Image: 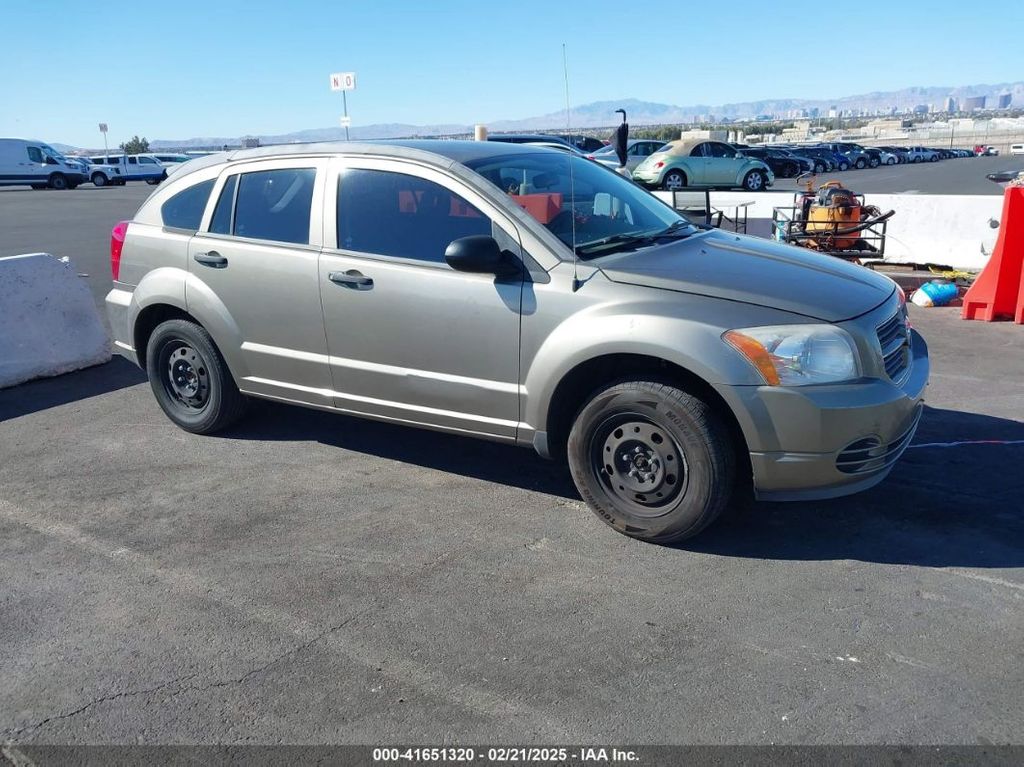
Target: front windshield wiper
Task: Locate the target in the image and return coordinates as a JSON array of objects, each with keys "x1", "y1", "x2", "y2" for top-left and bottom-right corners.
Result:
[{"x1": 574, "y1": 221, "x2": 695, "y2": 256}]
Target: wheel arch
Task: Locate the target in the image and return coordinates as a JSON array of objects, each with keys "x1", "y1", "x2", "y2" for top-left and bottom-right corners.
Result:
[{"x1": 538, "y1": 352, "x2": 751, "y2": 481}]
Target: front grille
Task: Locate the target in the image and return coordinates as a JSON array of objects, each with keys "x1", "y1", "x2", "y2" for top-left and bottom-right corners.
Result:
[
  {"x1": 876, "y1": 311, "x2": 910, "y2": 382},
  {"x1": 835, "y1": 406, "x2": 923, "y2": 475}
]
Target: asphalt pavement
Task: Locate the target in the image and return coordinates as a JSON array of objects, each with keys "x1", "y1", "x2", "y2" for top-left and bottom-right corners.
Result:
[{"x1": 1, "y1": 178, "x2": 1023, "y2": 747}]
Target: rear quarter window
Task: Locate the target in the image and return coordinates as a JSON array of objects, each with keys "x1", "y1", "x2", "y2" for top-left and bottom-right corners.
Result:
[{"x1": 161, "y1": 179, "x2": 215, "y2": 230}]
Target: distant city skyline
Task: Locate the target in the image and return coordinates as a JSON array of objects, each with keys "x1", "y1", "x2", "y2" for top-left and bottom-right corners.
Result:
[{"x1": 2, "y1": 0, "x2": 1021, "y2": 147}]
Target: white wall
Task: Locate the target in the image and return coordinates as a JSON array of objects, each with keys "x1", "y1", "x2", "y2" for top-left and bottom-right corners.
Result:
[{"x1": 653, "y1": 190, "x2": 1004, "y2": 271}]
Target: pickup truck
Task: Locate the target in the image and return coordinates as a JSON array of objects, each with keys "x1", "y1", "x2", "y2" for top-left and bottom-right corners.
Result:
[{"x1": 89, "y1": 153, "x2": 167, "y2": 184}]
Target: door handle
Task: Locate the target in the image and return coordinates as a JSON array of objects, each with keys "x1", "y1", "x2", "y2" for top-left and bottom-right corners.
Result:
[
  {"x1": 194, "y1": 251, "x2": 228, "y2": 268},
  {"x1": 329, "y1": 270, "x2": 373, "y2": 289}
]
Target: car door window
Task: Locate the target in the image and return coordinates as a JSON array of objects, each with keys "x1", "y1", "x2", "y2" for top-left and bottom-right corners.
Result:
[
  {"x1": 128, "y1": 156, "x2": 138, "y2": 165},
  {"x1": 337, "y1": 169, "x2": 491, "y2": 264},
  {"x1": 209, "y1": 174, "x2": 238, "y2": 235},
  {"x1": 689, "y1": 143, "x2": 707, "y2": 158},
  {"x1": 139, "y1": 156, "x2": 156, "y2": 165},
  {"x1": 26, "y1": 147, "x2": 43, "y2": 163},
  {"x1": 233, "y1": 168, "x2": 316, "y2": 244},
  {"x1": 706, "y1": 142, "x2": 736, "y2": 158}
]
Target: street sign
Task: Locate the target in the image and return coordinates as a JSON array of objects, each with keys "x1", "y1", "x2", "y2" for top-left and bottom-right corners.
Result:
[
  {"x1": 339, "y1": 116, "x2": 352, "y2": 127},
  {"x1": 329, "y1": 72, "x2": 356, "y2": 92},
  {"x1": 98, "y1": 123, "x2": 108, "y2": 133}
]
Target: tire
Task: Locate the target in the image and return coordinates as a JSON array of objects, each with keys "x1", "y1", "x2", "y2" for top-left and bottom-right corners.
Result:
[
  {"x1": 838, "y1": 162, "x2": 850, "y2": 171},
  {"x1": 567, "y1": 380, "x2": 735, "y2": 543},
  {"x1": 742, "y1": 170, "x2": 766, "y2": 191},
  {"x1": 92, "y1": 173, "x2": 107, "y2": 187},
  {"x1": 869, "y1": 158, "x2": 880, "y2": 168},
  {"x1": 145, "y1": 319, "x2": 247, "y2": 434},
  {"x1": 146, "y1": 177, "x2": 160, "y2": 185},
  {"x1": 886, "y1": 158, "x2": 895, "y2": 165},
  {"x1": 855, "y1": 158, "x2": 867, "y2": 170},
  {"x1": 930, "y1": 155, "x2": 939, "y2": 162},
  {"x1": 814, "y1": 162, "x2": 826, "y2": 174},
  {"x1": 48, "y1": 173, "x2": 68, "y2": 190},
  {"x1": 661, "y1": 170, "x2": 687, "y2": 191}
]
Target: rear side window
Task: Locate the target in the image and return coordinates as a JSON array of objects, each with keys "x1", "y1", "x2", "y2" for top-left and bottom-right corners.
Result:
[
  {"x1": 209, "y1": 175, "x2": 238, "y2": 235},
  {"x1": 232, "y1": 168, "x2": 315, "y2": 244},
  {"x1": 161, "y1": 179, "x2": 215, "y2": 230},
  {"x1": 337, "y1": 169, "x2": 491, "y2": 264}
]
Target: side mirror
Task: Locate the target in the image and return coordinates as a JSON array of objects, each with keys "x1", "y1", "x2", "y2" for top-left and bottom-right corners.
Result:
[{"x1": 445, "y1": 235, "x2": 520, "y2": 278}]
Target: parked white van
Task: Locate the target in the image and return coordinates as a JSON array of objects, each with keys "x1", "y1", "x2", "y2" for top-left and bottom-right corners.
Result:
[
  {"x1": 0, "y1": 138, "x2": 88, "y2": 189},
  {"x1": 1011, "y1": 144, "x2": 1024, "y2": 156}
]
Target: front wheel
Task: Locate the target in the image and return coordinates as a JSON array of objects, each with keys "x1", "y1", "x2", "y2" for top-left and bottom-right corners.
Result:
[
  {"x1": 838, "y1": 162, "x2": 850, "y2": 171},
  {"x1": 886, "y1": 158, "x2": 896, "y2": 165},
  {"x1": 814, "y1": 162, "x2": 826, "y2": 174},
  {"x1": 661, "y1": 170, "x2": 687, "y2": 191},
  {"x1": 146, "y1": 319, "x2": 247, "y2": 434},
  {"x1": 92, "y1": 173, "x2": 107, "y2": 187},
  {"x1": 742, "y1": 170, "x2": 766, "y2": 191},
  {"x1": 48, "y1": 173, "x2": 68, "y2": 190},
  {"x1": 567, "y1": 381, "x2": 736, "y2": 543},
  {"x1": 869, "y1": 158, "x2": 880, "y2": 168},
  {"x1": 930, "y1": 155, "x2": 939, "y2": 162},
  {"x1": 855, "y1": 158, "x2": 867, "y2": 169}
]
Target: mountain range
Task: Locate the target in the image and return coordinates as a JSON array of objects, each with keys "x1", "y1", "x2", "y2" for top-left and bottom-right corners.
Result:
[{"x1": 125, "y1": 81, "x2": 1020, "y2": 149}]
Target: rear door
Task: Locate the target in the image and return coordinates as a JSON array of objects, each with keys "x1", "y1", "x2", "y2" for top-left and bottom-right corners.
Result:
[
  {"x1": 187, "y1": 157, "x2": 333, "y2": 406},
  {"x1": 318, "y1": 157, "x2": 525, "y2": 439}
]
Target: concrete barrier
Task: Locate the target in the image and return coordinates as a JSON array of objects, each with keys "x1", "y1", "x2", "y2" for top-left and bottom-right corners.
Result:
[
  {"x1": 0, "y1": 253, "x2": 111, "y2": 389},
  {"x1": 654, "y1": 190, "x2": 1002, "y2": 271}
]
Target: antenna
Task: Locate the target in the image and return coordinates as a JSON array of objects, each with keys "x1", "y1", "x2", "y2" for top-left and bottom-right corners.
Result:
[{"x1": 562, "y1": 43, "x2": 581, "y2": 292}]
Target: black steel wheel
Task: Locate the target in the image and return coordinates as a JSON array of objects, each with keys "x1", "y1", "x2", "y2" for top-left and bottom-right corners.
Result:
[
  {"x1": 146, "y1": 319, "x2": 247, "y2": 434},
  {"x1": 568, "y1": 381, "x2": 735, "y2": 543},
  {"x1": 48, "y1": 173, "x2": 68, "y2": 190}
]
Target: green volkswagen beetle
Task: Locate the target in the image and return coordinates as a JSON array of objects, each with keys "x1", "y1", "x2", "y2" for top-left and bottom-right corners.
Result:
[{"x1": 633, "y1": 139, "x2": 774, "y2": 191}]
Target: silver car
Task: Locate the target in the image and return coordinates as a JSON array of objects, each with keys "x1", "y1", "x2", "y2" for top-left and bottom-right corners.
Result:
[
  {"x1": 106, "y1": 141, "x2": 928, "y2": 543},
  {"x1": 590, "y1": 139, "x2": 666, "y2": 172}
]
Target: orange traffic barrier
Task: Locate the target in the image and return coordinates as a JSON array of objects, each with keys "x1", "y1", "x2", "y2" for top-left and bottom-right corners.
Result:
[{"x1": 962, "y1": 187, "x2": 1024, "y2": 323}]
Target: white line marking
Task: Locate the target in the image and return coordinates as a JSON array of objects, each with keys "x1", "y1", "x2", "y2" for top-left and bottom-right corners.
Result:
[
  {"x1": 941, "y1": 568, "x2": 1024, "y2": 594},
  {"x1": 908, "y1": 439, "x2": 1024, "y2": 449}
]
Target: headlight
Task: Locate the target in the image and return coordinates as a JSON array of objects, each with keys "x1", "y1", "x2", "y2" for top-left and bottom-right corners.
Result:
[{"x1": 723, "y1": 325, "x2": 860, "y2": 386}]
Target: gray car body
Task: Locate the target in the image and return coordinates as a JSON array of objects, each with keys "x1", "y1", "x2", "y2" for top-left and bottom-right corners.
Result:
[{"x1": 106, "y1": 140, "x2": 928, "y2": 501}]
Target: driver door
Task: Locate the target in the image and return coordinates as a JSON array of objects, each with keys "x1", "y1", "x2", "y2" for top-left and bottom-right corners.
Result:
[{"x1": 318, "y1": 158, "x2": 525, "y2": 439}]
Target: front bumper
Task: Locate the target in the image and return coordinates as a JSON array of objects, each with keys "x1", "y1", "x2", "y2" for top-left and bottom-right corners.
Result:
[{"x1": 731, "y1": 328, "x2": 929, "y2": 501}]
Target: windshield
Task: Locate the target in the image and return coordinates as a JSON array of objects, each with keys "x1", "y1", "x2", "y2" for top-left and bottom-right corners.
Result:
[
  {"x1": 40, "y1": 144, "x2": 65, "y2": 161},
  {"x1": 465, "y1": 152, "x2": 695, "y2": 258}
]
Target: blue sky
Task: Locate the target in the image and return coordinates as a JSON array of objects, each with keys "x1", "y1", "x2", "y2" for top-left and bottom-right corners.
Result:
[{"x1": 3, "y1": 0, "x2": 1020, "y2": 147}]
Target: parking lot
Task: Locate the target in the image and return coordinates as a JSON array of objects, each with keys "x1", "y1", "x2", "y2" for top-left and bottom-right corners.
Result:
[{"x1": 2, "y1": 170, "x2": 1023, "y2": 746}]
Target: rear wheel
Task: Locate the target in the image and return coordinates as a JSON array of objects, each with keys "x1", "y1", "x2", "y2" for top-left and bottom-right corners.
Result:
[
  {"x1": 814, "y1": 161, "x2": 826, "y2": 174},
  {"x1": 567, "y1": 381, "x2": 735, "y2": 543},
  {"x1": 48, "y1": 173, "x2": 68, "y2": 190},
  {"x1": 146, "y1": 319, "x2": 247, "y2": 434},
  {"x1": 855, "y1": 158, "x2": 867, "y2": 169},
  {"x1": 930, "y1": 155, "x2": 939, "y2": 162},
  {"x1": 742, "y1": 170, "x2": 766, "y2": 191},
  {"x1": 661, "y1": 170, "x2": 687, "y2": 191}
]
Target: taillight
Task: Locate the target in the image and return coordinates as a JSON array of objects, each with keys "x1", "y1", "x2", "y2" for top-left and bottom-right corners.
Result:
[
  {"x1": 654, "y1": 161, "x2": 665, "y2": 169},
  {"x1": 110, "y1": 220, "x2": 128, "y2": 281}
]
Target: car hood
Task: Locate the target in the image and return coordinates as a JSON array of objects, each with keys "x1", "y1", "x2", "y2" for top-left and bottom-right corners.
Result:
[{"x1": 597, "y1": 229, "x2": 895, "y2": 322}]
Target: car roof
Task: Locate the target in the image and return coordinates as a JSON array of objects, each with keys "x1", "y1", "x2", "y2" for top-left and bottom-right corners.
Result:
[{"x1": 165, "y1": 139, "x2": 563, "y2": 181}]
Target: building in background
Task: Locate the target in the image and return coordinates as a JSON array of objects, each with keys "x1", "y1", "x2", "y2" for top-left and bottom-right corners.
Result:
[
  {"x1": 963, "y1": 96, "x2": 986, "y2": 111},
  {"x1": 943, "y1": 96, "x2": 957, "y2": 113},
  {"x1": 997, "y1": 93, "x2": 1012, "y2": 109}
]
